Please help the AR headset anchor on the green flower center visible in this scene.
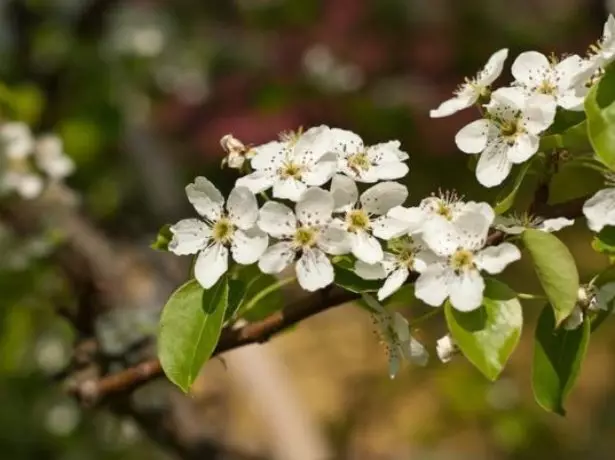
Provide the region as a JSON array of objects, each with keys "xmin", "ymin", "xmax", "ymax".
[
  {"xmin": 537, "ymin": 79, "xmax": 557, "ymax": 95},
  {"xmin": 450, "ymin": 249, "xmax": 474, "ymax": 273},
  {"xmin": 212, "ymin": 217, "xmax": 234, "ymax": 244},
  {"xmin": 279, "ymin": 162, "xmax": 303, "ymax": 180},
  {"xmin": 346, "ymin": 209, "xmax": 370, "ymax": 232},
  {"xmin": 293, "ymin": 226, "xmax": 318, "ymax": 248},
  {"xmin": 347, "ymin": 152, "xmax": 371, "ymax": 173}
]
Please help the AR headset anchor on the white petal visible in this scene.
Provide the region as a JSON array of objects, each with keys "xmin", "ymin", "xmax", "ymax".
[
  {"xmin": 273, "ymin": 178, "xmax": 308, "ymax": 202},
  {"xmin": 354, "ymin": 260, "xmax": 388, "ymax": 280},
  {"xmin": 15, "ymin": 173, "xmax": 43, "ymax": 199},
  {"xmin": 403, "ymin": 336, "xmax": 429, "ymax": 367},
  {"xmin": 462, "ymin": 201, "xmax": 495, "ymax": 225},
  {"xmin": 523, "ymin": 93, "xmax": 556, "ymax": 134},
  {"xmin": 455, "ymin": 119, "xmax": 494, "ymax": 153},
  {"xmin": 488, "ymin": 87, "xmax": 527, "ymax": 114},
  {"xmin": 258, "ymin": 201, "xmax": 297, "ymax": 237},
  {"xmin": 507, "ymin": 133, "xmax": 539, "ymax": 164},
  {"xmin": 350, "ymin": 231, "xmax": 383, "ymax": 264},
  {"xmin": 296, "ymin": 187, "xmax": 334, "ymax": 226},
  {"xmin": 235, "ymin": 171, "xmax": 275, "ymax": 194},
  {"xmin": 169, "ymin": 218, "xmax": 211, "ymax": 255},
  {"xmin": 430, "ymin": 92, "xmax": 476, "ymax": 118},
  {"xmin": 371, "ymin": 215, "xmax": 412, "ymax": 240},
  {"xmin": 475, "ymin": 142, "xmax": 513, "ymax": 188},
  {"xmin": 39, "ymin": 153, "xmax": 74, "ymax": 179},
  {"xmin": 258, "ymin": 242, "xmax": 295, "ymax": 274},
  {"xmin": 555, "ymin": 54, "xmax": 586, "ymax": 89},
  {"xmin": 583, "ymin": 188, "xmax": 615, "ymax": 232},
  {"xmin": 414, "ymin": 263, "xmax": 450, "ymax": 307},
  {"xmin": 448, "ymin": 270, "xmax": 485, "ymax": 312},
  {"xmin": 302, "ymin": 152, "xmax": 337, "ymax": 186},
  {"xmin": 295, "ymin": 248, "xmax": 334, "ymax": 291},
  {"xmin": 454, "ymin": 210, "xmax": 491, "ymax": 250},
  {"xmin": 329, "ymin": 128, "xmax": 364, "ymax": 156},
  {"xmin": 360, "ymin": 181, "xmax": 408, "ymax": 215},
  {"xmin": 317, "ymin": 226, "xmax": 350, "ymax": 255},
  {"xmin": 373, "ymin": 140, "xmax": 408, "ymax": 161},
  {"xmin": 194, "ymin": 243, "xmax": 228, "ymax": 289},
  {"xmin": 330, "ymin": 173, "xmax": 358, "ymax": 212},
  {"xmin": 511, "ymin": 51, "xmax": 550, "ymax": 87},
  {"xmin": 562, "ymin": 305, "xmax": 584, "ymax": 331},
  {"xmin": 227, "ymin": 187, "xmax": 259, "ymax": 230},
  {"xmin": 436, "ymin": 335, "xmax": 457, "ymax": 363},
  {"xmin": 293, "ymin": 125, "xmax": 334, "ymax": 165},
  {"xmin": 186, "ymin": 176, "xmax": 225, "ymax": 220},
  {"xmin": 478, "ymin": 48, "xmax": 509, "ymax": 86},
  {"xmin": 250, "ymin": 140, "xmax": 286, "ymax": 170},
  {"xmin": 377, "ymin": 267, "xmax": 409, "ymax": 301},
  {"xmin": 557, "ymin": 89, "xmax": 586, "ymax": 111},
  {"xmin": 538, "ymin": 217, "xmax": 574, "ymax": 233},
  {"xmin": 231, "ymin": 227, "xmax": 269, "ymax": 265},
  {"xmin": 386, "ymin": 205, "xmax": 426, "ymax": 235},
  {"xmin": 370, "ymin": 161, "xmax": 410, "ymax": 182},
  {"xmin": 421, "ymin": 217, "xmax": 460, "ymax": 257},
  {"xmin": 474, "ymin": 243, "xmax": 521, "ymax": 274}
]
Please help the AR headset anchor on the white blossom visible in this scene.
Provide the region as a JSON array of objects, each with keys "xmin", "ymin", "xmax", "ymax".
[
  {"xmin": 590, "ymin": 14, "xmax": 615, "ymax": 67},
  {"xmin": 563, "ymin": 283, "xmax": 615, "ymax": 330},
  {"xmin": 430, "ymin": 48, "xmax": 509, "ymax": 118},
  {"xmin": 330, "ymin": 174, "xmax": 408, "ymax": 264},
  {"xmin": 511, "ymin": 51, "xmax": 588, "ymax": 111},
  {"xmin": 494, "ymin": 214, "xmax": 574, "ymax": 235},
  {"xmin": 583, "ymin": 188, "xmax": 615, "ymax": 232},
  {"xmin": 363, "ymin": 294, "xmax": 428, "ymax": 378},
  {"xmin": 236, "ymin": 126, "xmax": 337, "ymax": 201},
  {"xmin": 169, "ymin": 177, "xmax": 268, "ymax": 289},
  {"xmin": 436, "ymin": 334, "xmax": 458, "ymax": 363},
  {"xmin": 220, "ymin": 134, "xmax": 254, "ymax": 169},
  {"xmin": 415, "ymin": 207, "xmax": 521, "ymax": 311},
  {"xmin": 330, "ymin": 128, "xmax": 409, "ymax": 183},
  {"xmin": 455, "ymin": 87, "xmax": 556, "ymax": 187},
  {"xmin": 35, "ymin": 135, "xmax": 75, "ymax": 180},
  {"xmin": 257, "ymin": 187, "xmax": 349, "ymax": 291},
  {"xmin": 354, "ymin": 236, "xmax": 436, "ymax": 301},
  {"xmin": 0, "ymin": 122, "xmax": 43, "ymax": 199}
]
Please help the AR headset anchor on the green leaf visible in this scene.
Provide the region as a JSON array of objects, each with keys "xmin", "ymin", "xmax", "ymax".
[
  {"xmin": 158, "ymin": 278, "xmax": 229, "ymax": 392},
  {"xmin": 532, "ymin": 305, "xmax": 590, "ymax": 415},
  {"xmin": 540, "ymin": 109, "xmax": 589, "ymax": 151},
  {"xmin": 548, "ymin": 161, "xmax": 604, "ymax": 205},
  {"xmin": 494, "ymin": 160, "xmax": 534, "ymax": 214},
  {"xmin": 334, "ymin": 266, "xmax": 380, "ymax": 293},
  {"xmin": 522, "ymin": 229, "xmax": 579, "ymax": 326},
  {"xmin": 151, "ymin": 224, "xmax": 173, "ymax": 251},
  {"xmin": 444, "ymin": 279, "xmax": 523, "ymax": 381},
  {"xmin": 225, "ymin": 279, "xmax": 247, "ymax": 322},
  {"xmin": 591, "ymin": 227, "xmax": 615, "ymax": 254},
  {"xmin": 238, "ymin": 265, "xmax": 286, "ymax": 322},
  {"xmin": 585, "ymin": 62, "xmax": 615, "ymax": 169}
]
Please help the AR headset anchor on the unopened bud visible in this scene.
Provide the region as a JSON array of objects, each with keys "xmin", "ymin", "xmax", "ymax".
[
  {"xmin": 220, "ymin": 134, "xmax": 246, "ymax": 155},
  {"xmin": 436, "ymin": 334, "xmax": 458, "ymax": 363}
]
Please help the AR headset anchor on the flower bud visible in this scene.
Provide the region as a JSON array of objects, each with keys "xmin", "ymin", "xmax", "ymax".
[{"xmin": 436, "ymin": 334, "xmax": 458, "ymax": 363}]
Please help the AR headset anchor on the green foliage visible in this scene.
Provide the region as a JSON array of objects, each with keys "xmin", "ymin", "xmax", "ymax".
[
  {"xmin": 334, "ymin": 266, "xmax": 380, "ymax": 293},
  {"xmin": 444, "ymin": 279, "xmax": 522, "ymax": 381},
  {"xmin": 585, "ymin": 62, "xmax": 615, "ymax": 170},
  {"xmin": 150, "ymin": 224, "xmax": 172, "ymax": 251},
  {"xmin": 540, "ymin": 109, "xmax": 589, "ymax": 151},
  {"xmin": 591, "ymin": 227, "xmax": 615, "ymax": 254},
  {"xmin": 532, "ymin": 305, "xmax": 590, "ymax": 415},
  {"xmin": 158, "ymin": 278, "xmax": 229, "ymax": 392},
  {"xmin": 225, "ymin": 279, "xmax": 247, "ymax": 322},
  {"xmin": 494, "ymin": 160, "xmax": 534, "ymax": 214},
  {"xmin": 522, "ymin": 229, "xmax": 579, "ymax": 326},
  {"xmin": 548, "ymin": 161, "xmax": 604, "ymax": 205},
  {"xmin": 235, "ymin": 265, "xmax": 286, "ymax": 322}
]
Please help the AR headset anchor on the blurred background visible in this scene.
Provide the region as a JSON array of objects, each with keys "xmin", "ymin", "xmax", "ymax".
[{"xmin": 0, "ymin": 0, "xmax": 614, "ymax": 459}]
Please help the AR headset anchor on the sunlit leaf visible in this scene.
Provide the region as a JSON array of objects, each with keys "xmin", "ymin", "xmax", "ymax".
[
  {"xmin": 522, "ymin": 229, "xmax": 579, "ymax": 326},
  {"xmin": 494, "ymin": 160, "xmax": 534, "ymax": 214},
  {"xmin": 591, "ymin": 227, "xmax": 615, "ymax": 254},
  {"xmin": 585, "ymin": 62, "xmax": 615, "ymax": 169},
  {"xmin": 444, "ymin": 279, "xmax": 523, "ymax": 381},
  {"xmin": 532, "ymin": 305, "xmax": 590, "ymax": 415},
  {"xmin": 158, "ymin": 278, "xmax": 228, "ymax": 392}
]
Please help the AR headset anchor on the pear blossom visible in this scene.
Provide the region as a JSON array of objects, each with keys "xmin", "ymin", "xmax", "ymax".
[
  {"xmin": 34, "ymin": 135, "xmax": 75, "ymax": 180},
  {"xmin": 330, "ymin": 128, "xmax": 409, "ymax": 183},
  {"xmin": 494, "ymin": 214, "xmax": 574, "ymax": 235},
  {"xmin": 168, "ymin": 177, "xmax": 268, "ymax": 289},
  {"xmin": 330, "ymin": 174, "xmax": 408, "ymax": 264},
  {"xmin": 363, "ymin": 294, "xmax": 428, "ymax": 378},
  {"xmin": 257, "ymin": 187, "xmax": 349, "ymax": 291},
  {"xmin": 354, "ymin": 236, "xmax": 436, "ymax": 301},
  {"xmin": 511, "ymin": 51, "xmax": 588, "ymax": 111},
  {"xmin": 436, "ymin": 334, "xmax": 458, "ymax": 363},
  {"xmin": 590, "ymin": 14, "xmax": 615, "ymax": 67},
  {"xmin": 430, "ymin": 48, "xmax": 509, "ymax": 118},
  {"xmin": 236, "ymin": 126, "xmax": 337, "ymax": 201},
  {"xmin": 415, "ymin": 208, "xmax": 521, "ymax": 311},
  {"xmin": 220, "ymin": 134, "xmax": 254, "ymax": 170},
  {"xmin": 583, "ymin": 188, "xmax": 615, "ymax": 232},
  {"xmin": 0, "ymin": 122, "xmax": 43, "ymax": 199},
  {"xmin": 455, "ymin": 87, "xmax": 556, "ymax": 188}
]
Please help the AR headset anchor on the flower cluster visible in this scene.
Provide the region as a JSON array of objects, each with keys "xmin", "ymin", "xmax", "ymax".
[{"xmin": 0, "ymin": 122, "xmax": 74, "ymax": 199}]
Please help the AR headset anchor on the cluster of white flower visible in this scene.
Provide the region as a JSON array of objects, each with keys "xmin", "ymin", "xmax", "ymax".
[{"xmin": 0, "ymin": 122, "xmax": 75, "ymax": 199}]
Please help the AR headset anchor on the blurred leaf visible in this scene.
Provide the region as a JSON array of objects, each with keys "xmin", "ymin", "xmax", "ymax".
[
  {"xmin": 239, "ymin": 265, "xmax": 286, "ymax": 322},
  {"xmin": 150, "ymin": 224, "xmax": 172, "ymax": 251},
  {"xmin": 494, "ymin": 160, "xmax": 534, "ymax": 214},
  {"xmin": 591, "ymin": 227, "xmax": 615, "ymax": 254},
  {"xmin": 158, "ymin": 278, "xmax": 228, "ymax": 392},
  {"xmin": 444, "ymin": 279, "xmax": 522, "ymax": 381},
  {"xmin": 585, "ymin": 62, "xmax": 615, "ymax": 170},
  {"xmin": 532, "ymin": 304, "xmax": 590, "ymax": 415},
  {"xmin": 10, "ymin": 84, "xmax": 44, "ymax": 124},
  {"xmin": 522, "ymin": 229, "xmax": 579, "ymax": 326}
]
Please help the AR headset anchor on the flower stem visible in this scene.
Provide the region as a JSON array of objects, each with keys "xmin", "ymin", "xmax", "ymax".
[
  {"xmin": 240, "ymin": 276, "xmax": 297, "ymax": 315},
  {"xmin": 259, "ymin": 191, "xmax": 271, "ymax": 201},
  {"xmin": 409, "ymin": 308, "xmax": 442, "ymax": 327}
]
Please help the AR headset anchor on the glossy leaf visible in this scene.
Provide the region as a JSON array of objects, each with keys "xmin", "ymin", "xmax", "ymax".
[
  {"xmin": 592, "ymin": 227, "xmax": 615, "ymax": 254},
  {"xmin": 494, "ymin": 160, "xmax": 534, "ymax": 214},
  {"xmin": 158, "ymin": 278, "xmax": 228, "ymax": 392},
  {"xmin": 225, "ymin": 278, "xmax": 247, "ymax": 322},
  {"xmin": 238, "ymin": 265, "xmax": 285, "ymax": 322},
  {"xmin": 522, "ymin": 229, "xmax": 579, "ymax": 326},
  {"xmin": 585, "ymin": 62, "xmax": 615, "ymax": 169},
  {"xmin": 532, "ymin": 305, "xmax": 590, "ymax": 415},
  {"xmin": 540, "ymin": 108, "xmax": 589, "ymax": 151},
  {"xmin": 548, "ymin": 162, "xmax": 604, "ymax": 205},
  {"xmin": 151, "ymin": 224, "xmax": 172, "ymax": 251},
  {"xmin": 444, "ymin": 279, "xmax": 523, "ymax": 381}
]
